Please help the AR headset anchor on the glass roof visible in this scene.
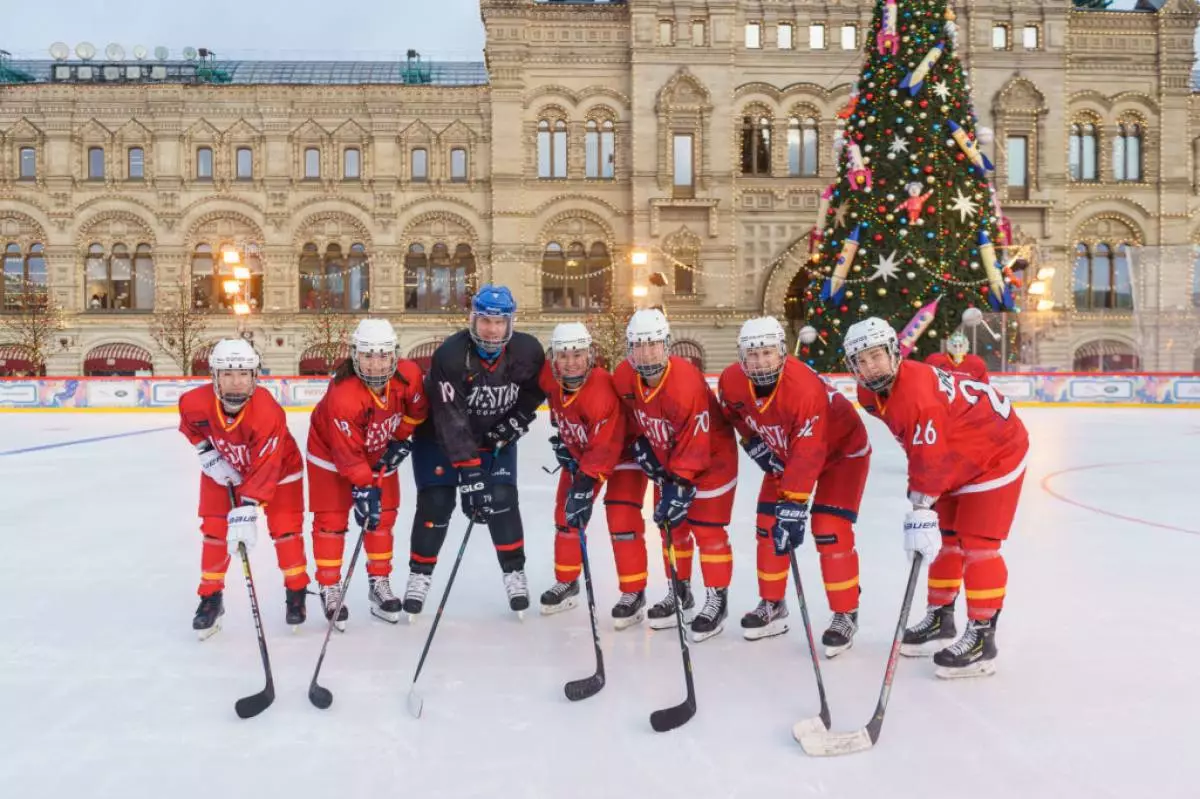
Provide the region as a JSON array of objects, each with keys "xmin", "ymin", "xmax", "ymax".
[{"xmin": 4, "ymin": 59, "xmax": 488, "ymax": 86}]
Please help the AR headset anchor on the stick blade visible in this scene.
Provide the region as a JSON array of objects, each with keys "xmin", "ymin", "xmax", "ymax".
[
  {"xmin": 649, "ymin": 698, "xmax": 696, "ymax": 733},
  {"xmin": 796, "ymin": 727, "xmax": 875, "ymax": 757},
  {"xmin": 234, "ymin": 684, "xmax": 274, "ymax": 719},
  {"xmin": 406, "ymin": 688, "xmax": 424, "ymax": 719},
  {"xmin": 308, "ymin": 682, "xmax": 333, "ymax": 710},
  {"xmin": 790, "ymin": 714, "xmax": 829, "ymax": 739},
  {"xmin": 564, "ymin": 673, "xmax": 604, "ymax": 702}
]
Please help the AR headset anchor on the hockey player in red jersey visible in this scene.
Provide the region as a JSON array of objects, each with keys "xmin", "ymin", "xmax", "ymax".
[
  {"xmin": 306, "ymin": 319, "xmax": 428, "ymax": 628},
  {"xmin": 924, "ymin": 331, "xmax": 989, "ymax": 383},
  {"xmin": 614, "ymin": 309, "xmax": 738, "ymax": 643},
  {"xmin": 718, "ymin": 317, "xmax": 871, "ymax": 656},
  {"xmin": 538, "ymin": 322, "xmax": 651, "ymax": 630},
  {"xmin": 845, "ymin": 317, "xmax": 1028, "ymax": 678},
  {"xmin": 178, "ymin": 338, "xmax": 309, "ymax": 639}
]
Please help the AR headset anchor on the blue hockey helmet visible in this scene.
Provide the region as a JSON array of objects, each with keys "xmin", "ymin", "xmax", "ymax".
[{"xmin": 469, "ymin": 284, "xmax": 516, "ymax": 355}]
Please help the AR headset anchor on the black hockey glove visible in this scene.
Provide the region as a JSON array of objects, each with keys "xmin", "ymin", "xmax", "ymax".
[
  {"xmin": 631, "ymin": 436, "xmax": 666, "ymax": 484},
  {"xmin": 741, "ymin": 436, "xmax": 784, "ymax": 475},
  {"xmin": 351, "ymin": 484, "xmax": 382, "ymax": 531},
  {"xmin": 484, "ymin": 409, "xmax": 536, "ymax": 450},
  {"xmin": 653, "ymin": 479, "xmax": 697, "ymax": 528},
  {"xmin": 772, "ymin": 500, "xmax": 808, "ymax": 555},
  {"xmin": 549, "ymin": 434, "xmax": 578, "ymax": 474},
  {"xmin": 374, "ymin": 438, "xmax": 412, "ymax": 473},
  {"xmin": 458, "ymin": 464, "xmax": 492, "ymax": 522},
  {"xmin": 564, "ymin": 473, "xmax": 598, "ymax": 529}
]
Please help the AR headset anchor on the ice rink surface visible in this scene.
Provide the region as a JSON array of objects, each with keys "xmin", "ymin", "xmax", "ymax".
[{"xmin": 2, "ymin": 406, "xmax": 1199, "ymax": 798}]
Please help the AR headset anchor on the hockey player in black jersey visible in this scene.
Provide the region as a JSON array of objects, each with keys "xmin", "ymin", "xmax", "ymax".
[{"xmin": 402, "ymin": 284, "xmax": 547, "ymax": 616}]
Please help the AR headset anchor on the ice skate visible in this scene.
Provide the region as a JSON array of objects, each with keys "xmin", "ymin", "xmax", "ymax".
[
  {"xmin": 689, "ymin": 587, "xmax": 729, "ymax": 643},
  {"xmin": 284, "ymin": 586, "xmax": 307, "ymax": 628},
  {"xmin": 611, "ymin": 591, "xmax": 646, "ymax": 630},
  {"xmin": 193, "ymin": 591, "xmax": 224, "ymax": 641},
  {"xmin": 822, "ymin": 610, "xmax": 858, "ymax": 658},
  {"xmin": 320, "ymin": 583, "xmax": 349, "ymax": 632},
  {"xmin": 503, "ymin": 569, "xmax": 530, "ymax": 618},
  {"xmin": 539, "ymin": 580, "xmax": 579, "ymax": 616},
  {"xmin": 368, "ymin": 576, "xmax": 403, "ymax": 624},
  {"xmin": 647, "ymin": 579, "xmax": 695, "ymax": 630},
  {"xmin": 740, "ymin": 599, "xmax": 789, "ymax": 641},
  {"xmin": 934, "ymin": 613, "xmax": 999, "ymax": 679},
  {"xmin": 901, "ymin": 601, "xmax": 956, "ymax": 657},
  {"xmin": 402, "ymin": 571, "xmax": 432, "ymax": 622}
]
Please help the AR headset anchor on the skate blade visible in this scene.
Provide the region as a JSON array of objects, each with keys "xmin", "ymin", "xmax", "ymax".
[
  {"xmin": 329, "ymin": 617, "xmax": 347, "ymax": 633},
  {"xmin": 935, "ymin": 660, "xmax": 996, "ymax": 680},
  {"xmin": 613, "ymin": 609, "xmax": 645, "ymax": 631},
  {"xmin": 539, "ymin": 596, "xmax": 579, "ymax": 616},
  {"xmin": 648, "ymin": 607, "xmax": 696, "ymax": 631},
  {"xmin": 514, "ymin": 609, "xmax": 526, "ymax": 622},
  {"xmin": 196, "ymin": 621, "xmax": 222, "ymax": 641},
  {"xmin": 824, "ymin": 640, "xmax": 854, "ymax": 659},
  {"xmin": 370, "ymin": 606, "xmax": 403, "ymax": 624},
  {"xmin": 901, "ymin": 639, "xmax": 949, "ymax": 658},
  {"xmin": 689, "ymin": 621, "xmax": 725, "ymax": 644},
  {"xmin": 406, "ymin": 612, "xmax": 419, "ymax": 625},
  {"xmin": 742, "ymin": 620, "xmax": 789, "ymax": 641}
]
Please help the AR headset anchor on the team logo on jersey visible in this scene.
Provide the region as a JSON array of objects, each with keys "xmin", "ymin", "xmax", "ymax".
[
  {"xmin": 364, "ymin": 413, "xmax": 404, "ymax": 451},
  {"xmin": 633, "ymin": 409, "xmax": 674, "ymax": 448},
  {"xmin": 745, "ymin": 416, "xmax": 789, "ymax": 452},
  {"xmin": 212, "ymin": 439, "xmax": 252, "ymax": 469},
  {"xmin": 556, "ymin": 417, "xmax": 590, "ymax": 448},
  {"xmin": 795, "ymin": 415, "xmax": 819, "ymax": 440},
  {"xmin": 466, "ymin": 383, "xmax": 520, "ymax": 415}
]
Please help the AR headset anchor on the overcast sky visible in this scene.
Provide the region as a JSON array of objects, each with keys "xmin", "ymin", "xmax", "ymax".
[{"xmin": 0, "ymin": 0, "xmax": 1149, "ymax": 64}]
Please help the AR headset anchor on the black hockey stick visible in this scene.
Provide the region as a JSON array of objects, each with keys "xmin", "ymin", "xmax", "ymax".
[
  {"xmin": 225, "ymin": 485, "xmax": 275, "ymax": 719},
  {"xmin": 794, "ymin": 553, "xmax": 924, "ymax": 756},
  {"xmin": 649, "ymin": 522, "xmax": 697, "ymax": 732},
  {"xmin": 307, "ymin": 523, "xmax": 368, "ymax": 709},
  {"xmin": 563, "ymin": 518, "xmax": 604, "ymax": 701},
  {"xmin": 787, "ymin": 549, "xmax": 832, "ymax": 735},
  {"xmin": 406, "ymin": 517, "xmax": 476, "ymax": 718}
]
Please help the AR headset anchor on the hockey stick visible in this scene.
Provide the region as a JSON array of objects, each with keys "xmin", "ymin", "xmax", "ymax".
[
  {"xmin": 787, "ymin": 549, "xmax": 832, "ymax": 735},
  {"xmin": 794, "ymin": 553, "xmax": 924, "ymax": 756},
  {"xmin": 225, "ymin": 485, "xmax": 275, "ymax": 720},
  {"xmin": 649, "ymin": 521, "xmax": 697, "ymax": 732},
  {"xmin": 306, "ymin": 524, "xmax": 368, "ymax": 709},
  {"xmin": 563, "ymin": 518, "xmax": 605, "ymax": 701}
]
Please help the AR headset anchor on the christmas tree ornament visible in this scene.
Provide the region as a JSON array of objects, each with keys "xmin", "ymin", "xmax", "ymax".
[
  {"xmin": 877, "ymin": 0, "xmax": 900, "ymax": 55},
  {"xmin": 947, "ymin": 120, "xmax": 994, "ymax": 177},
  {"xmin": 895, "ymin": 182, "xmax": 934, "ymax": 224},
  {"xmin": 821, "ymin": 224, "xmax": 864, "ymax": 304},
  {"xmin": 977, "ymin": 230, "xmax": 1014, "ymax": 311},
  {"xmin": 899, "ymin": 41, "xmax": 945, "ymax": 95},
  {"xmin": 846, "ymin": 142, "xmax": 874, "ymax": 191},
  {"xmin": 808, "ymin": 183, "xmax": 837, "ymax": 262},
  {"xmin": 897, "ymin": 296, "xmax": 942, "ymax": 358}
]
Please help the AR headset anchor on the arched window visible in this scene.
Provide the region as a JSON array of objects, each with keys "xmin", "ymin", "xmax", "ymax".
[
  {"xmin": 787, "ymin": 117, "xmax": 819, "ymax": 176},
  {"xmin": 2, "ymin": 242, "xmax": 47, "ymax": 312},
  {"xmin": 190, "ymin": 242, "xmax": 260, "ymax": 313},
  {"xmin": 1073, "ymin": 241, "xmax": 1133, "ymax": 310},
  {"xmin": 84, "ymin": 242, "xmax": 153, "ymax": 312},
  {"xmin": 1113, "ymin": 122, "xmax": 1142, "ymax": 182},
  {"xmin": 538, "ymin": 119, "xmax": 568, "ymax": 179},
  {"xmin": 541, "ymin": 241, "xmax": 610, "ymax": 311},
  {"xmin": 585, "ymin": 120, "xmax": 616, "ymax": 179},
  {"xmin": 406, "ymin": 339, "xmax": 445, "ymax": 374},
  {"xmin": 83, "ymin": 342, "xmax": 154, "ymax": 377},
  {"xmin": 1072, "ymin": 339, "xmax": 1140, "ymax": 373},
  {"xmin": 404, "ymin": 242, "xmax": 475, "ymax": 312},
  {"xmin": 1069, "ymin": 122, "xmax": 1098, "ymax": 181},
  {"xmin": 190, "ymin": 244, "xmax": 217, "ymax": 310},
  {"xmin": 296, "ymin": 242, "xmax": 368, "ymax": 311},
  {"xmin": 742, "ymin": 115, "xmax": 772, "ymax": 175},
  {"xmin": 670, "ymin": 339, "xmax": 706, "ymax": 370}
]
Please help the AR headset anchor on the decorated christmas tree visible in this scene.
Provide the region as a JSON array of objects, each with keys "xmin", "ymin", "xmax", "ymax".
[{"xmin": 796, "ymin": 0, "xmax": 1019, "ymax": 371}]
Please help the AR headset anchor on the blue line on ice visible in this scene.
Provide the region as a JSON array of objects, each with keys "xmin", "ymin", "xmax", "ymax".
[{"xmin": 0, "ymin": 425, "xmax": 175, "ymax": 456}]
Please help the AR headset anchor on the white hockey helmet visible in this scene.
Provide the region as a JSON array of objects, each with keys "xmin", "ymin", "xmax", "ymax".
[
  {"xmin": 549, "ymin": 322, "xmax": 595, "ymax": 390},
  {"xmin": 351, "ymin": 318, "xmax": 398, "ymax": 390},
  {"xmin": 626, "ymin": 308, "xmax": 671, "ymax": 379},
  {"xmin": 947, "ymin": 331, "xmax": 970, "ymax": 360},
  {"xmin": 209, "ymin": 338, "xmax": 260, "ymax": 410},
  {"xmin": 843, "ymin": 317, "xmax": 900, "ymax": 393},
  {"xmin": 737, "ymin": 316, "xmax": 787, "ymax": 387}
]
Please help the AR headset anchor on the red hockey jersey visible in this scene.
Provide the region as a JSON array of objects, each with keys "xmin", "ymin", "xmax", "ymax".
[
  {"xmin": 857, "ymin": 359, "xmax": 1028, "ymax": 499},
  {"xmin": 718, "ymin": 356, "xmax": 870, "ymax": 502},
  {"xmin": 924, "ymin": 351, "xmax": 989, "ymax": 384},
  {"xmin": 539, "ymin": 361, "xmax": 628, "ymax": 481},
  {"xmin": 307, "ymin": 361, "xmax": 428, "ymax": 486},
  {"xmin": 613, "ymin": 356, "xmax": 737, "ymax": 490},
  {"xmin": 178, "ymin": 384, "xmax": 303, "ymax": 505}
]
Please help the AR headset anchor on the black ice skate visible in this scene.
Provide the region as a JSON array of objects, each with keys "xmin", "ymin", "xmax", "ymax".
[
  {"xmin": 539, "ymin": 580, "xmax": 580, "ymax": 615},
  {"xmin": 403, "ymin": 571, "xmax": 432, "ymax": 620},
  {"xmin": 193, "ymin": 591, "xmax": 225, "ymax": 641},
  {"xmin": 320, "ymin": 583, "xmax": 349, "ymax": 632},
  {"xmin": 611, "ymin": 591, "xmax": 646, "ymax": 631},
  {"xmin": 934, "ymin": 612, "xmax": 999, "ymax": 679},
  {"xmin": 285, "ymin": 586, "xmax": 308, "ymax": 627},
  {"xmin": 503, "ymin": 569, "xmax": 530, "ymax": 617},
  {"xmin": 741, "ymin": 599, "xmax": 790, "ymax": 641},
  {"xmin": 822, "ymin": 610, "xmax": 859, "ymax": 658},
  {"xmin": 647, "ymin": 579, "xmax": 695, "ymax": 630},
  {"xmin": 689, "ymin": 587, "xmax": 729, "ymax": 643},
  {"xmin": 368, "ymin": 576, "xmax": 403, "ymax": 624},
  {"xmin": 901, "ymin": 600, "xmax": 957, "ymax": 657}
]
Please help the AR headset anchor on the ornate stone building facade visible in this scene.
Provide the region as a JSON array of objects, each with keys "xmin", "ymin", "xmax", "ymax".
[{"xmin": 1, "ymin": 0, "xmax": 1198, "ymax": 375}]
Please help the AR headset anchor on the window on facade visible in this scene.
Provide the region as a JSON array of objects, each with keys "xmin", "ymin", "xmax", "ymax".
[
  {"xmin": 88, "ymin": 147, "xmax": 105, "ymax": 180},
  {"xmin": 585, "ymin": 120, "xmax": 615, "ymax": 179},
  {"xmin": 742, "ymin": 116, "xmax": 772, "ymax": 176},
  {"xmin": 343, "ymin": 148, "xmax": 361, "ymax": 179},
  {"xmin": 777, "ymin": 23, "xmax": 793, "ymax": 50},
  {"xmin": 1023, "ymin": 25, "xmax": 1040, "ymax": 50},
  {"xmin": 411, "ymin": 148, "xmax": 428, "ymax": 181},
  {"xmin": 787, "ymin": 117, "xmax": 819, "ymax": 177},
  {"xmin": 745, "ymin": 22, "xmax": 762, "ymax": 49},
  {"xmin": 1073, "ymin": 242, "xmax": 1134, "ymax": 311},
  {"xmin": 541, "ymin": 241, "xmax": 611, "ymax": 311},
  {"xmin": 673, "ymin": 250, "xmax": 696, "ymax": 296},
  {"xmin": 692, "ymin": 20, "xmax": 706, "ymax": 46},
  {"xmin": 810, "ymin": 23, "xmax": 826, "ymax": 49},
  {"xmin": 127, "ymin": 147, "xmax": 144, "ymax": 180},
  {"xmin": 19, "ymin": 147, "xmax": 36, "ymax": 180},
  {"xmin": 450, "ymin": 148, "xmax": 467, "ymax": 181},
  {"xmin": 673, "ymin": 133, "xmax": 695, "ymax": 197},
  {"xmin": 1006, "ymin": 135, "xmax": 1028, "ymax": 199},
  {"xmin": 190, "ymin": 244, "xmax": 262, "ymax": 312},
  {"xmin": 236, "ymin": 148, "xmax": 253, "ymax": 180},
  {"xmin": 404, "ymin": 242, "xmax": 475, "ymax": 312},
  {"xmin": 1113, "ymin": 123, "xmax": 1142, "ymax": 182},
  {"xmin": 85, "ymin": 242, "xmax": 155, "ymax": 311},
  {"xmin": 196, "ymin": 147, "xmax": 213, "ymax": 180},
  {"xmin": 1069, "ymin": 123, "xmax": 1098, "ymax": 181},
  {"xmin": 841, "ymin": 24, "xmax": 857, "ymax": 50},
  {"xmin": 538, "ymin": 119, "xmax": 568, "ymax": 179},
  {"xmin": 2, "ymin": 243, "xmax": 47, "ymax": 312},
  {"xmin": 304, "ymin": 148, "xmax": 320, "ymax": 179},
  {"xmin": 299, "ymin": 242, "xmax": 369, "ymax": 311},
  {"xmin": 659, "ymin": 20, "xmax": 674, "ymax": 46},
  {"xmin": 992, "ymin": 24, "xmax": 1009, "ymax": 50}
]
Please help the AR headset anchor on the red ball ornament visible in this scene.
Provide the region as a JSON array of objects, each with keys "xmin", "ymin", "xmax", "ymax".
[
  {"xmin": 816, "ymin": 307, "xmax": 825, "ymax": 315},
  {"xmin": 956, "ymin": 292, "xmax": 964, "ymax": 299},
  {"xmin": 885, "ymin": 128, "xmax": 893, "ymax": 136},
  {"xmin": 839, "ymin": 305, "xmax": 849, "ymax": 313},
  {"xmin": 923, "ymin": 165, "xmax": 934, "ymax": 174},
  {"xmin": 900, "ymin": 288, "xmax": 909, "ymax": 295},
  {"xmin": 877, "ymin": 204, "xmax": 888, "ymax": 214},
  {"xmin": 955, "ymin": 153, "xmax": 965, "ymax": 162},
  {"xmin": 866, "ymin": 93, "xmax": 874, "ymax": 101},
  {"xmin": 873, "ymin": 233, "xmax": 884, "ymax": 242},
  {"xmin": 925, "ymin": 204, "xmax": 935, "ymax": 213},
  {"xmin": 918, "ymin": 99, "xmax": 928, "ymax": 109},
  {"xmin": 916, "ymin": 136, "xmax": 925, "ymax": 144},
  {"xmin": 942, "ymin": 272, "xmax": 951, "ymax": 280}
]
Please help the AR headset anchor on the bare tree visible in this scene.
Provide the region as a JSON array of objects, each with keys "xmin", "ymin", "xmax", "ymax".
[
  {"xmin": 0, "ymin": 286, "xmax": 65, "ymax": 375},
  {"xmin": 300, "ymin": 304, "xmax": 352, "ymax": 374},
  {"xmin": 585, "ymin": 307, "xmax": 631, "ymax": 372},
  {"xmin": 151, "ymin": 286, "xmax": 210, "ymax": 376}
]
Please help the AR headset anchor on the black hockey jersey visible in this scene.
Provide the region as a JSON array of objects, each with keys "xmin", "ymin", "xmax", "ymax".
[{"xmin": 420, "ymin": 329, "xmax": 546, "ymax": 466}]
